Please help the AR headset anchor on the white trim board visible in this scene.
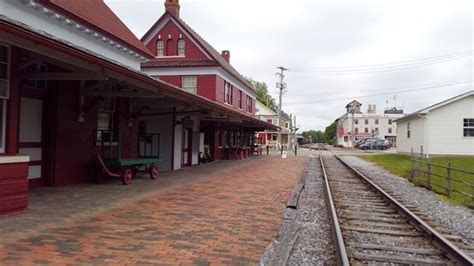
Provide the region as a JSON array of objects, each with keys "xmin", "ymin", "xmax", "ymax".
[
  {"xmin": 0, "ymin": 0, "xmax": 145, "ymax": 70},
  {"xmin": 143, "ymin": 66, "xmax": 256, "ymax": 98}
]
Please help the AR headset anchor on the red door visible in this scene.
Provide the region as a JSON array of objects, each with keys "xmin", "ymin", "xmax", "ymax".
[{"xmin": 19, "ymin": 87, "xmax": 49, "ymax": 188}]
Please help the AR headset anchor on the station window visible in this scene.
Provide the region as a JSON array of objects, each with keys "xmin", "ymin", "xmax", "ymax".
[
  {"xmin": 224, "ymin": 82, "xmax": 231, "ymax": 104},
  {"xmin": 177, "ymin": 39, "xmax": 185, "ymax": 56},
  {"xmin": 364, "ymin": 119, "xmax": 369, "ymax": 125},
  {"xmin": 463, "ymin": 118, "xmax": 474, "ymax": 137},
  {"xmin": 388, "ymin": 127, "xmax": 392, "ymax": 134},
  {"xmin": 364, "ymin": 128, "xmax": 369, "ymax": 133},
  {"xmin": 238, "ymin": 90, "xmax": 243, "ymax": 109},
  {"xmin": 388, "ymin": 119, "xmax": 393, "ymax": 125},
  {"xmin": 354, "ymin": 119, "xmax": 358, "ymax": 124},
  {"xmin": 0, "ymin": 100, "xmax": 5, "ymax": 153},
  {"xmin": 156, "ymin": 40, "xmax": 164, "ymax": 57},
  {"xmin": 355, "ymin": 127, "xmax": 358, "ymax": 133},
  {"xmin": 375, "ymin": 119, "xmax": 379, "ymax": 124},
  {"xmin": 97, "ymin": 97, "xmax": 116, "ymax": 141},
  {"xmin": 181, "ymin": 76, "xmax": 197, "ymax": 94},
  {"xmin": 0, "ymin": 44, "xmax": 10, "ymax": 153},
  {"xmin": 246, "ymin": 96, "xmax": 252, "ymax": 112}
]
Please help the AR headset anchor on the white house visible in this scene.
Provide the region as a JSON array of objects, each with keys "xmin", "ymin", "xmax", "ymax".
[
  {"xmin": 255, "ymin": 101, "xmax": 294, "ymax": 150},
  {"xmin": 395, "ymin": 90, "xmax": 474, "ymax": 156},
  {"xmin": 335, "ymin": 100, "xmax": 404, "ymax": 147}
]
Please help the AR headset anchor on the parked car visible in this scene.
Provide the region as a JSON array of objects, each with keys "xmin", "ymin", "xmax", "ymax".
[
  {"xmin": 359, "ymin": 139, "xmax": 390, "ymax": 150},
  {"xmin": 354, "ymin": 138, "xmax": 377, "ymax": 148}
]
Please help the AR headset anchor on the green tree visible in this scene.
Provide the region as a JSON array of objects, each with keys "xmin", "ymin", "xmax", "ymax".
[
  {"xmin": 245, "ymin": 77, "xmax": 278, "ymax": 111},
  {"xmin": 302, "ymin": 130, "xmax": 324, "ymax": 143},
  {"xmin": 323, "ymin": 123, "xmax": 337, "ymax": 144}
]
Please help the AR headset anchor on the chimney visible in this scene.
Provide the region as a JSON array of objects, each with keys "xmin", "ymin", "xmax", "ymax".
[
  {"xmin": 221, "ymin": 50, "xmax": 230, "ymax": 63},
  {"xmin": 165, "ymin": 0, "xmax": 180, "ymax": 17}
]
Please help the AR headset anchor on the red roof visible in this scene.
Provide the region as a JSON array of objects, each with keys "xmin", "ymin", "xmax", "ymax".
[{"xmin": 38, "ymin": 0, "xmax": 154, "ymax": 58}]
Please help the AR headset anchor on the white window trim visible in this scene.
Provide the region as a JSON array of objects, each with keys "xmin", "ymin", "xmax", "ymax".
[
  {"xmin": 224, "ymin": 82, "xmax": 232, "ymax": 104},
  {"xmin": 0, "ymin": 43, "xmax": 11, "ymax": 100},
  {"xmin": 463, "ymin": 118, "xmax": 474, "ymax": 137},
  {"xmin": 0, "ymin": 43, "xmax": 10, "ymax": 153}
]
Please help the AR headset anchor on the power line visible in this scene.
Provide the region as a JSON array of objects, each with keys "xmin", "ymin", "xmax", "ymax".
[
  {"xmin": 287, "ymin": 50, "xmax": 473, "ymax": 74},
  {"xmin": 289, "ymin": 50, "xmax": 472, "ymax": 70},
  {"xmin": 285, "ymin": 79, "xmax": 473, "ymax": 98},
  {"xmin": 284, "ymin": 80, "xmax": 473, "ymax": 105}
]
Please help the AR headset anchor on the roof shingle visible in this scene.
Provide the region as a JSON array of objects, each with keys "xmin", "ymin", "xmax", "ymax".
[{"xmin": 39, "ymin": 0, "xmax": 154, "ymax": 58}]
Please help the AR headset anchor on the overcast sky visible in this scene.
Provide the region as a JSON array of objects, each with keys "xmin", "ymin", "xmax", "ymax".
[{"xmin": 105, "ymin": 0, "xmax": 473, "ymax": 131}]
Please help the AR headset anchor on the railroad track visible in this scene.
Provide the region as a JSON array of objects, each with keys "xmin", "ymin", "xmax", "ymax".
[{"xmin": 320, "ymin": 152, "xmax": 474, "ymax": 265}]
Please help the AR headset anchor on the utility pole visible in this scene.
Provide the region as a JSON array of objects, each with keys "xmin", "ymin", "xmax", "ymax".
[{"xmin": 276, "ymin": 66, "xmax": 287, "ymax": 153}]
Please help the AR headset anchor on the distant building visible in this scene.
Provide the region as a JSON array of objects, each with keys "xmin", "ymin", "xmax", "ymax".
[
  {"xmin": 335, "ymin": 101, "xmax": 404, "ymax": 147},
  {"xmin": 395, "ymin": 91, "xmax": 474, "ymax": 156},
  {"xmin": 255, "ymin": 101, "xmax": 293, "ymax": 150}
]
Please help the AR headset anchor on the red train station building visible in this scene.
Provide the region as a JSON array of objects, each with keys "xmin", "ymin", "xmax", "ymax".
[{"xmin": 0, "ymin": 0, "xmax": 276, "ymax": 216}]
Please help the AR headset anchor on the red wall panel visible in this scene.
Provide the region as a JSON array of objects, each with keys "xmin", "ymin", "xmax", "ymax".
[
  {"xmin": 53, "ymin": 82, "xmax": 98, "ymax": 186},
  {"xmin": 159, "ymin": 76, "xmax": 181, "ymax": 88},
  {"xmin": 6, "ymin": 46, "xmax": 20, "ymax": 156},
  {"xmin": 0, "ymin": 162, "xmax": 28, "ymax": 215},
  {"xmin": 197, "ymin": 75, "xmax": 216, "ymax": 100}
]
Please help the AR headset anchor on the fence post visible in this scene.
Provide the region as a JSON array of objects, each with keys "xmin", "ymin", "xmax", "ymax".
[
  {"xmin": 410, "ymin": 149, "xmax": 414, "ymax": 180},
  {"xmin": 420, "ymin": 145, "xmax": 424, "ymax": 159},
  {"xmin": 471, "ymin": 180, "xmax": 474, "ymax": 209},
  {"xmin": 446, "ymin": 162, "xmax": 451, "ymax": 197},
  {"xmin": 427, "ymin": 158, "xmax": 432, "ymax": 189}
]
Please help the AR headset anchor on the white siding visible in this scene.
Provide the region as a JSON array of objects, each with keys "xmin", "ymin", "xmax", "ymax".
[
  {"xmin": 173, "ymin": 123, "xmax": 182, "ymax": 171},
  {"xmin": 396, "ymin": 118, "xmax": 425, "ymax": 154},
  {"xmin": 141, "ymin": 108, "xmax": 173, "ymax": 172},
  {"xmin": 426, "ymin": 95, "xmax": 474, "ymax": 156}
]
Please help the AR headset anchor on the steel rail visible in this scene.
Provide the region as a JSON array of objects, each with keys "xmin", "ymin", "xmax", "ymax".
[
  {"xmin": 333, "ymin": 152, "xmax": 474, "ymax": 265},
  {"xmin": 319, "ymin": 152, "xmax": 350, "ymax": 266}
]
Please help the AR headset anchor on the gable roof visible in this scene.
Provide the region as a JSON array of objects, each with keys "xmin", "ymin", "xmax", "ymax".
[
  {"xmin": 394, "ymin": 90, "xmax": 474, "ymax": 123},
  {"xmin": 141, "ymin": 12, "xmax": 256, "ymax": 93},
  {"xmin": 38, "ymin": 0, "xmax": 154, "ymax": 58}
]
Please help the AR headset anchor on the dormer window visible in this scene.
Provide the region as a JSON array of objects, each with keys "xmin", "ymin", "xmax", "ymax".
[
  {"xmin": 177, "ymin": 39, "xmax": 185, "ymax": 56},
  {"xmin": 156, "ymin": 40, "xmax": 164, "ymax": 57}
]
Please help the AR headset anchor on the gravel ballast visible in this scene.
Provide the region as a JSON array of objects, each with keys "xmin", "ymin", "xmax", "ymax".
[
  {"xmin": 340, "ymin": 154, "xmax": 474, "ymax": 244},
  {"xmin": 259, "ymin": 155, "xmax": 335, "ymax": 265}
]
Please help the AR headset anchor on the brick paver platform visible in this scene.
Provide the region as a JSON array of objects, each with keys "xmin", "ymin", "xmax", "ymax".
[{"xmin": 0, "ymin": 155, "xmax": 308, "ymax": 265}]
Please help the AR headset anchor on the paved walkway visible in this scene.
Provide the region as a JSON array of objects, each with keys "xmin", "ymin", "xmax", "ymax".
[{"xmin": 0, "ymin": 155, "xmax": 308, "ymax": 265}]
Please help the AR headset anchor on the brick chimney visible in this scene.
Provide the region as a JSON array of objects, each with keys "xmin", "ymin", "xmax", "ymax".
[
  {"xmin": 165, "ymin": 0, "xmax": 180, "ymax": 17},
  {"xmin": 221, "ymin": 50, "xmax": 230, "ymax": 63}
]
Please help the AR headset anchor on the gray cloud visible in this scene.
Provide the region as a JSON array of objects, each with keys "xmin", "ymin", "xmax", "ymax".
[{"xmin": 106, "ymin": 0, "xmax": 473, "ymax": 131}]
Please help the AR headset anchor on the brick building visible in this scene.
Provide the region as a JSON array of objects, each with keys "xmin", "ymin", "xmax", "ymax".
[{"xmin": 0, "ymin": 0, "xmax": 274, "ymax": 216}]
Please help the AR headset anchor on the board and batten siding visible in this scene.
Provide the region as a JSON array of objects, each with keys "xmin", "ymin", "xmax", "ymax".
[
  {"xmin": 396, "ymin": 117, "xmax": 425, "ymax": 155},
  {"xmin": 426, "ymin": 95, "xmax": 474, "ymax": 156}
]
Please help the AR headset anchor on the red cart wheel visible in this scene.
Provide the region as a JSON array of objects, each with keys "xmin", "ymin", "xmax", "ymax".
[
  {"xmin": 121, "ymin": 168, "xmax": 133, "ymax": 185},
  {"xmin": 150, "ymin": 164, "xmax": 160, "ymax": 179}
]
